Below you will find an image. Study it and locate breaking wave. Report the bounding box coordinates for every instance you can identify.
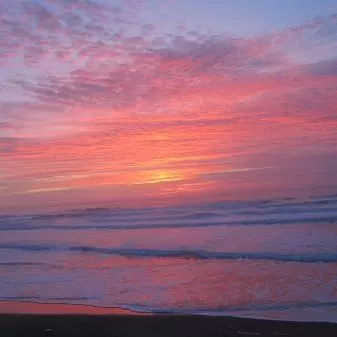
[1,243,337,263]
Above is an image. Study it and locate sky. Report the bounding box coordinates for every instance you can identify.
[0,0,337,213]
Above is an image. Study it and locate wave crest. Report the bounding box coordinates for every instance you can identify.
[1,243,337,263]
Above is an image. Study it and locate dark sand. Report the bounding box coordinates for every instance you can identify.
[1,302,337,337]
[2,314,337,337]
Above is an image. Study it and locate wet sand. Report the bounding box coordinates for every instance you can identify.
[1,301,337,337]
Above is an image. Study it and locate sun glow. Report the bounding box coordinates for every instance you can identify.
[135,170,185,185]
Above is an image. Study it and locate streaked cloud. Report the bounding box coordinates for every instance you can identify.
[0,0,336,212]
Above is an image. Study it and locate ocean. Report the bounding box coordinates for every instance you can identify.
[1,195,337,322]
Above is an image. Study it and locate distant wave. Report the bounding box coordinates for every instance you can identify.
[2,194,336,220]
[30,198,337,220]
[1,214,336,231]
[1,243,337,263]
[205,197,337,210]
[227,206,337,217]
[1,194,337,233]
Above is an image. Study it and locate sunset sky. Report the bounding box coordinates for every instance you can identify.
[1,0,337,213]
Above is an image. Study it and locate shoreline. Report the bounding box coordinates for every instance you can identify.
[0,300,149,316]
[1,301,337,337]
[2,300,337,322]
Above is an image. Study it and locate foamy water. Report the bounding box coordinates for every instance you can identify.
[1,195,337,321]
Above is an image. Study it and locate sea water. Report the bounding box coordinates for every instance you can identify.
[1,195,337,322]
